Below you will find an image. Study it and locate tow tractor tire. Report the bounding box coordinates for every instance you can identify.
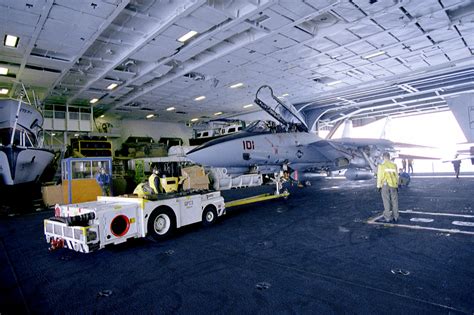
[202,205,218,226]
[148,208,175,240]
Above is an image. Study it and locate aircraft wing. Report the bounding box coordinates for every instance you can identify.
[442,156,474,163]
[331,138,394,149]
[307,139,352,161]
[333,138,438,159]
[398,154,439,160]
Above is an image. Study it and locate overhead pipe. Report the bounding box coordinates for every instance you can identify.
[104,0,276,101]
[317,88,474,127]
[301,65,474,112]
[46,0,131,100]
[112,2,341,109]
[67,0,205,103]
[308,84,474,131]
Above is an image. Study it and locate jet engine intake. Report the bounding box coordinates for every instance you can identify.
[335,157,350,168]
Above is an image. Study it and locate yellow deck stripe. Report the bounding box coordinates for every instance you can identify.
[225,192,289,208]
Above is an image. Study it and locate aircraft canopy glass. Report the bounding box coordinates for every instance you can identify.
[245,120,277,133]
[245,120,302,133]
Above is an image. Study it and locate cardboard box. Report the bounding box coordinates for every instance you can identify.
[42,184,64,206]
[181,165,205,177]
[182,179,209,190]
[181,166,209,190]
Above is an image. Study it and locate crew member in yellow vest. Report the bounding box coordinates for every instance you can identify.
[149,167,161,194]
[377,152,399,222]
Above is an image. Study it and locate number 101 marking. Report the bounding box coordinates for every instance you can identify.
[243,140,255,150]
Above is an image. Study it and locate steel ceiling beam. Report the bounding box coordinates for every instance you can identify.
[111,1,341,110]
[67,0,206,103]
[10,0,55,98]
[46,0,131,101]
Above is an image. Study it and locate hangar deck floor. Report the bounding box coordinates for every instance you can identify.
[1,177,474,314]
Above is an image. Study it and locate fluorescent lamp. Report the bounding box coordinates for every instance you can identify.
[106,83,118,90]
[0,88,8,95]
[166,106,176,111]
[327,80,342,86]
[146,114,155,119]
[281,93,289,97]
[90,98,99,104]
[363,51,385,59]
[243,104,253,108]
[178,30,198,43]
[99,114,105,118]
[4,34,19,48]
[230,82,244,89]
[194,96,206,101]
[214,112,223,116]
[191,118,199,122]
[0,67,8,75]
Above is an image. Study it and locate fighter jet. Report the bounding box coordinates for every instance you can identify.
[186,85,404,181]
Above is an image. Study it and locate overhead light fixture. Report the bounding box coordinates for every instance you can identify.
[51,133,56,136]
[230,82,244,89]
[281,93,289,97]
[0,67,8,75]
[4,34,19,48]
[90,98,99,104]
[191,118,199,122]
[166,106,176,111]
[194,96,206,101]
[363,51,386,59]
[243,104,253,108]
[106,83,118,90]
[178,30,198,43]
[327,80,342,86]
[0,88,9,95]
[74,133,80,137]
[146,114,155,119]
[99,114,105,118]
[214,112,223,116]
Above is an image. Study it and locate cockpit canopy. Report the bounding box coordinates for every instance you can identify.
[245,120,305,133]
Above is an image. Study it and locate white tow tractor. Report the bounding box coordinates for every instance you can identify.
[44,191,225,253]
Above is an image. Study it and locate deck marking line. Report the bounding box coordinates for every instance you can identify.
[367,214,474,235]
[402,210,474,218]
[410,218,434,223]
[452,221,474,227]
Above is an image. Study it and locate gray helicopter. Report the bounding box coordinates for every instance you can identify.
[186,85,407,181]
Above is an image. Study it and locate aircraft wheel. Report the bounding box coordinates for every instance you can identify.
[148,208,175,240]
[202,205,217,226]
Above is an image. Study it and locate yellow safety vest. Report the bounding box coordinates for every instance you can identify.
[149,173,159,194]
[377,160,399,188]
[133,183,151,197]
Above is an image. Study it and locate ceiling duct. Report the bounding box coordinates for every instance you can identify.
[115,59,137,72]
[30,49,71,62]
[297,12,341,37]
[184,71,206,81]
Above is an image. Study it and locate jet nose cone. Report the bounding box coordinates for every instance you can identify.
[186,146,209,165]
